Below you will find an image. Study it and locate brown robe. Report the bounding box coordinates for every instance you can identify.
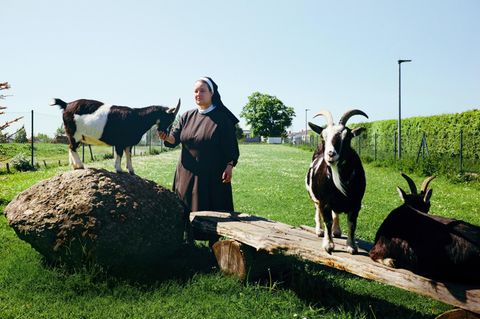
[165,107,240,212]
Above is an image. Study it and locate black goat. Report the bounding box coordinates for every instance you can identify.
[369,173,480,283]
[305,109,368,254]
[51,98,180,174]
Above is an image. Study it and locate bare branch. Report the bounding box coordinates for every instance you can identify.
[6,125,25,139]
[0,116,24,131]
[0,82,11,90]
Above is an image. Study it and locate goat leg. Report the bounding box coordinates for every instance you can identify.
[322,208,335,254]
[114,146,124,173]
[314,202,324,237]
[346,211,359,254]
[332,211,342,237]
[124,146,134,175]
[69,142,84,170]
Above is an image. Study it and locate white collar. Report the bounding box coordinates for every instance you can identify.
[198,104,216,114]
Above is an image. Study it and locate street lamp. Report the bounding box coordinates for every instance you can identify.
[398,59,412,159]
[305,108,310,143]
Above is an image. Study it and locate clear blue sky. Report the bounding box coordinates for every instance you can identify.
[2,0,479,137]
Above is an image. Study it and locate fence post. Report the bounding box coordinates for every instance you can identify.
[374,133,377,161]
[459,129,463,174]
[82,143,85,162]
[31,110,34,167]
[357,136,361,156]
[394,132,397,160]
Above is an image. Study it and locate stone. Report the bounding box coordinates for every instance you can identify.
[4,168,186,271]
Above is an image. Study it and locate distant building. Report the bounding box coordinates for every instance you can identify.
[54,135,69,144]
[287,130,311,144]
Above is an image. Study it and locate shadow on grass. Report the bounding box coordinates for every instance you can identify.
[247,256,448,319]
[41,242,218,287]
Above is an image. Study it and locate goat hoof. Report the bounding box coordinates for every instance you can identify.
[381,258,396,268]
[315,227,324,237]
[346,245,358,255]
[128,171,135,175]
[322,241,334,254]
[333,230,342,238]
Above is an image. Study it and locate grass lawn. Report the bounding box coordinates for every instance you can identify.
[1,143,478,318]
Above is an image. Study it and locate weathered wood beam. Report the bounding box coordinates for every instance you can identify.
[190,211,480,314]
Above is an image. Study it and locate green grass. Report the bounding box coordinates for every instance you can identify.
[1,144,479,318]
[0,143,167,170]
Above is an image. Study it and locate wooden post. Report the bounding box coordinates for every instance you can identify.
[43,160,47,168]
[212,239,291,281]
[374,133,377,161]
[435,308,480,319]
[6,162,10,173]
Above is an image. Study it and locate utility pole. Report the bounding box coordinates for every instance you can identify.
[398,59,412,159]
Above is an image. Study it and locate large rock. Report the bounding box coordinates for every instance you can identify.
[4,168,186,270]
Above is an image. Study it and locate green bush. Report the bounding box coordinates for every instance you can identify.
[11,153,35,172]
[349,109,480,177]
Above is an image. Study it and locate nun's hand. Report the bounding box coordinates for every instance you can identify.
[222,165,233,183]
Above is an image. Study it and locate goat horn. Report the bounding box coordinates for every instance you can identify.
[338,109,368,126]
[401,172,417,195]
[313,110,334,127]
[420,176,436,193]
[170,98,181,115]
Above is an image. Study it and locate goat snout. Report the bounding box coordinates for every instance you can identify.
[325,150,338,163]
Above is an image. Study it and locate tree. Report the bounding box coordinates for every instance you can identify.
[13,126,28,143]
[55,125,65,137]
[235,123,244,140]
[36,133,52,143]
[240,92,295,137]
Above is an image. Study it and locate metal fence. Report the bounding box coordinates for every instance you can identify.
[0,126,173,174]
[288,130,479,176]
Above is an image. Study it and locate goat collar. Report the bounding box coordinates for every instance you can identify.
[198,104,216,114]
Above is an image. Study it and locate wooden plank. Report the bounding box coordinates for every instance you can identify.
[190,211,480,314]
[435,309,480,319]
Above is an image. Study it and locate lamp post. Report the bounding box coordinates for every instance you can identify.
[398,59,412,159]
[305,108,310,144]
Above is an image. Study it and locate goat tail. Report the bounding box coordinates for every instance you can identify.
[50,98,67,109]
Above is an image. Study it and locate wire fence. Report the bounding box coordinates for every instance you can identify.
[0,126,173,174]
[287,130,480,176]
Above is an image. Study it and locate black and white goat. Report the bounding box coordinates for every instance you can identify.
[305,109,368,254]
[51,98,180,174]
[369,174,480,282]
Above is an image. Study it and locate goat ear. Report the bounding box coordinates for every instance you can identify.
[308,122,324,135]
[397,186,407,202]
[351,127,366,137]
[424,189,433,203]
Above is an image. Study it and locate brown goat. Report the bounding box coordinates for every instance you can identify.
[369,173,480,283]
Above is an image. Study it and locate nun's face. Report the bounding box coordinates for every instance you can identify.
[194,81,213,109]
